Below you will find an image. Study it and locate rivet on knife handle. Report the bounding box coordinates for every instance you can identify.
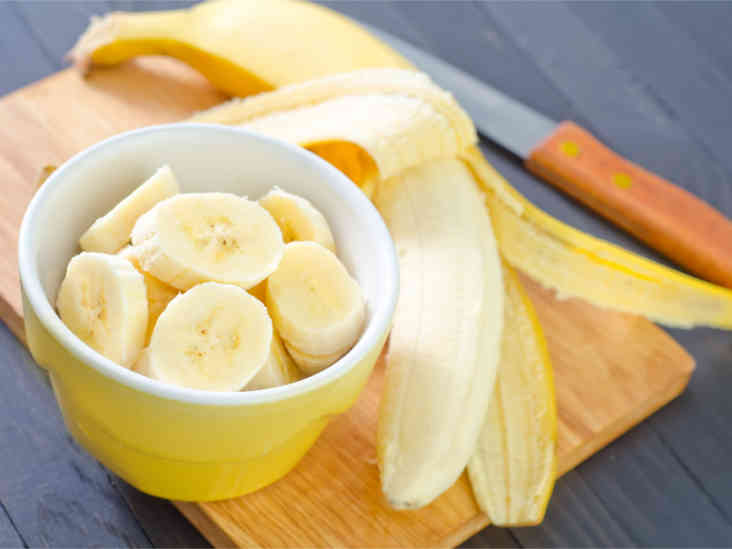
[525,122,732,289]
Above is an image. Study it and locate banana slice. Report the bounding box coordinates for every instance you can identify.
[245,331,301,390]
[56,252,148,366]
[80,165,179,253]
[284,341,345,376]
[133,347,152,377]
[258,187,336,252]
[131,193,284,291]
[118,245,179,344]
[147,282,272,391]
[266,241,365,357]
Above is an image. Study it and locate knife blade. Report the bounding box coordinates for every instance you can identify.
[368,24,732,290]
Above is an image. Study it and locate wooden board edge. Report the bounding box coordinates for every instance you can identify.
[558,362,694,476]
[0,293,25,345]
[174,501,242,549]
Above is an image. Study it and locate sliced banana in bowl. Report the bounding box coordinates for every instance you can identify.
[56,252,148,367]
[131,192,285,291]
[266,241,366,359]
[146,282,273,391]
[80,164,179,254]
[259,187,336,252]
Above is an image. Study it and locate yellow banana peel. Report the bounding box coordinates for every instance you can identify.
[468,263,557,526]
[462,147,732,329]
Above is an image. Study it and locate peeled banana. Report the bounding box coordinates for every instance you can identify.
[131,193,284,291]
[147,282,272,391]
[56,252,148,367]
[374,158,503,509]
[69,0,409,96]
[468,264,557,526]
[80,164,179,253]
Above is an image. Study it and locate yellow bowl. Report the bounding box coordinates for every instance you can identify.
[19,124,398,501]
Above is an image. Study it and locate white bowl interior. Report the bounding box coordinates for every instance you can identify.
[20,124,398,404]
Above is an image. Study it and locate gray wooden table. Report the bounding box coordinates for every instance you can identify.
[2,1,732,547]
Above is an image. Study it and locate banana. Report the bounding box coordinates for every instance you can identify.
[468,264,557,526]
[192,69,476,183]
[130,193,284,291]
[461,147,732,329]
[283,342,345,377]
[245,331,301,390]
[56,252,148,367]
[133,346,152,377]
[147,282,272,391]
[266,241,365,358]
[118,245,179,344]
[259,187,336,252]
[80,164,179,253]
[68,0,409,96]
[374,158,503,509]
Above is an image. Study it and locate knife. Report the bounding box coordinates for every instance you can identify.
[368,25,732,289]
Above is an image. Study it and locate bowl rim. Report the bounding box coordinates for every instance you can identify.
[19,123,399,406]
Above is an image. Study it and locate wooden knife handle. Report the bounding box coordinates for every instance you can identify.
[526,121,732,288]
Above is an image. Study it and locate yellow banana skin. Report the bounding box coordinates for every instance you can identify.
[461,147,732,329]
[467,263,557,526]
[69,0,409,97]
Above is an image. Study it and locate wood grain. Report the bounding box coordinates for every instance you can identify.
[526,121,732,288]
[0,58,694,547]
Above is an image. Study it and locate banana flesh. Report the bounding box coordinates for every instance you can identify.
[56,252,148,367]
[148,282,272,391]
[266,242,365,361]
[374,158,503,509]
[245,331,301,390]
[259,187,336,252]
[68,0,409,96]
[118,245,179,344]
[80,164,179,254]
[131,192,284,291]
[468,264,557,526]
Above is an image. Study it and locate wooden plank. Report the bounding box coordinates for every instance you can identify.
[110,478,211,549]
[0,321,153,547]
[659,2,732,83]
[0,22,695,549]
[571,2,732,180]
[0,504,23,549]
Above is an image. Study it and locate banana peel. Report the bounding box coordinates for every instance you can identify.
[468,263,557,526]
[68,0,409,97]
[461,147,732,329]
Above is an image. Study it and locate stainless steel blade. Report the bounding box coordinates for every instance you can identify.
[365,25,557,158]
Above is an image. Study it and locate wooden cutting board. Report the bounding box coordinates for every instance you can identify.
[0,57,694,548]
